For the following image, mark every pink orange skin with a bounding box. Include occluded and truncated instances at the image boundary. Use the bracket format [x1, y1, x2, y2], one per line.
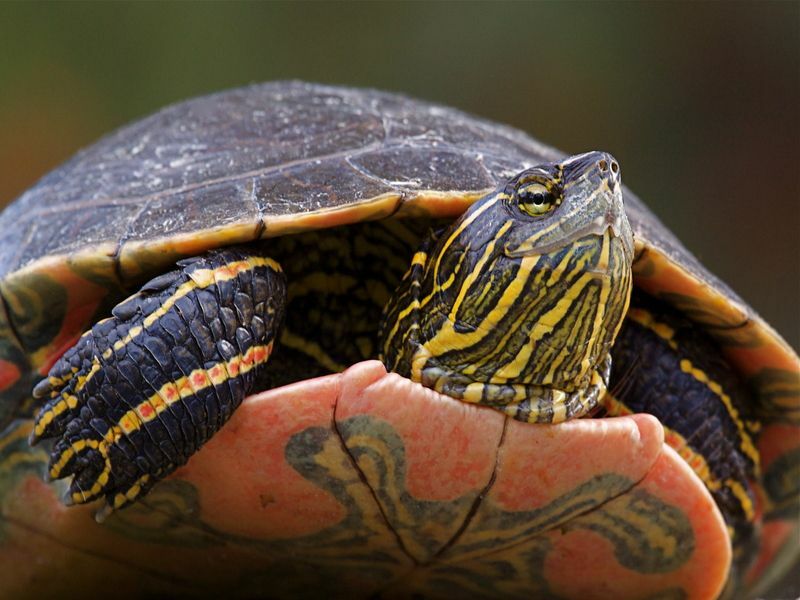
[0, 362, 730, 599]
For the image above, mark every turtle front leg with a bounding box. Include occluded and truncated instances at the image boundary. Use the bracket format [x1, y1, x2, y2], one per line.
[30, 248, 286, 518]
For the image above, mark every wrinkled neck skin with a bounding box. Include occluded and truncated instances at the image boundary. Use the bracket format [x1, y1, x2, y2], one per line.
[379, 152, 634, 423]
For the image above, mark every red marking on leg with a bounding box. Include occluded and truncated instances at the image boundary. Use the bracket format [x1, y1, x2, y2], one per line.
[0, 359, 21, 392]
[32, 266, 109, 374]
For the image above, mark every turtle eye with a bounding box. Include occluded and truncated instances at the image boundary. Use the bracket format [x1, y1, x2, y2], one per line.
[516, 182, 559, 217]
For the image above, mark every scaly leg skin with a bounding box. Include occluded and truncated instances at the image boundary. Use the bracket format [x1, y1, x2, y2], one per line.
[30, 248, 286, 520]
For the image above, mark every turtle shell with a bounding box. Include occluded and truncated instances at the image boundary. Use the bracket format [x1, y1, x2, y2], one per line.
[0, 82, 797, 598]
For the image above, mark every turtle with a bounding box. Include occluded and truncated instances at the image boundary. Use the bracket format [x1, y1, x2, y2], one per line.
[0, 82, 797, 600]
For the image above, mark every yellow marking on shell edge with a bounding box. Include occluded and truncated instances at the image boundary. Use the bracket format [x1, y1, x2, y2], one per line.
[51, 343, 274, 499]
[679, 358, 760, 470]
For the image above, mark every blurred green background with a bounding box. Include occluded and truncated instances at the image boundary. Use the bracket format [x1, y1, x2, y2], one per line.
[0, 3, 798, 597]
[0, 1, 797, 352]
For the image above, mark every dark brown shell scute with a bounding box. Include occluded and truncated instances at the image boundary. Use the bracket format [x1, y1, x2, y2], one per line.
[0, 81, 765, 344]
[0, 82, 558, 279]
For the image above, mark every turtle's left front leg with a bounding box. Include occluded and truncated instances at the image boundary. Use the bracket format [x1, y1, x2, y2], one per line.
[30, 248, 286, 518]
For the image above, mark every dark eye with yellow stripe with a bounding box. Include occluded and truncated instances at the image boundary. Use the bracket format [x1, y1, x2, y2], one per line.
[516, 182, 559, 217]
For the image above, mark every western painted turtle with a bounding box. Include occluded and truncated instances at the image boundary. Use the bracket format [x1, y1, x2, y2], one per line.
[0, 82, 797, 599]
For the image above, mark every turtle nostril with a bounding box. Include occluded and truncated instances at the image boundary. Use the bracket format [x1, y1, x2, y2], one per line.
[611, 161, 619, 174]
[598, 159, 609, 172]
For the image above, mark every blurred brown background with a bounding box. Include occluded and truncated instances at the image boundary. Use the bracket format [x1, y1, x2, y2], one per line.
[0, 2, 798, 352]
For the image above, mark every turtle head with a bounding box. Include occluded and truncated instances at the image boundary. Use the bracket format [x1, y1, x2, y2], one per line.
[380, 151, 634, 423]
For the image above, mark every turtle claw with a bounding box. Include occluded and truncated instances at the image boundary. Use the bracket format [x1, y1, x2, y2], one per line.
[32, 378, 54, 400]
[94, 504, 113, 523]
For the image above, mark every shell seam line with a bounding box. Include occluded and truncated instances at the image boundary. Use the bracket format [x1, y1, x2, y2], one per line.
[110, 239, 127, 291]
[428, 415, 509, 563]
[344, 154, 401, 190]
[19, 140, 520, 221]
[25, 140, 388, 218]
[111, 196, 154, 289]
[330, 385, 418, 566]
[0, 512, 204, 589]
